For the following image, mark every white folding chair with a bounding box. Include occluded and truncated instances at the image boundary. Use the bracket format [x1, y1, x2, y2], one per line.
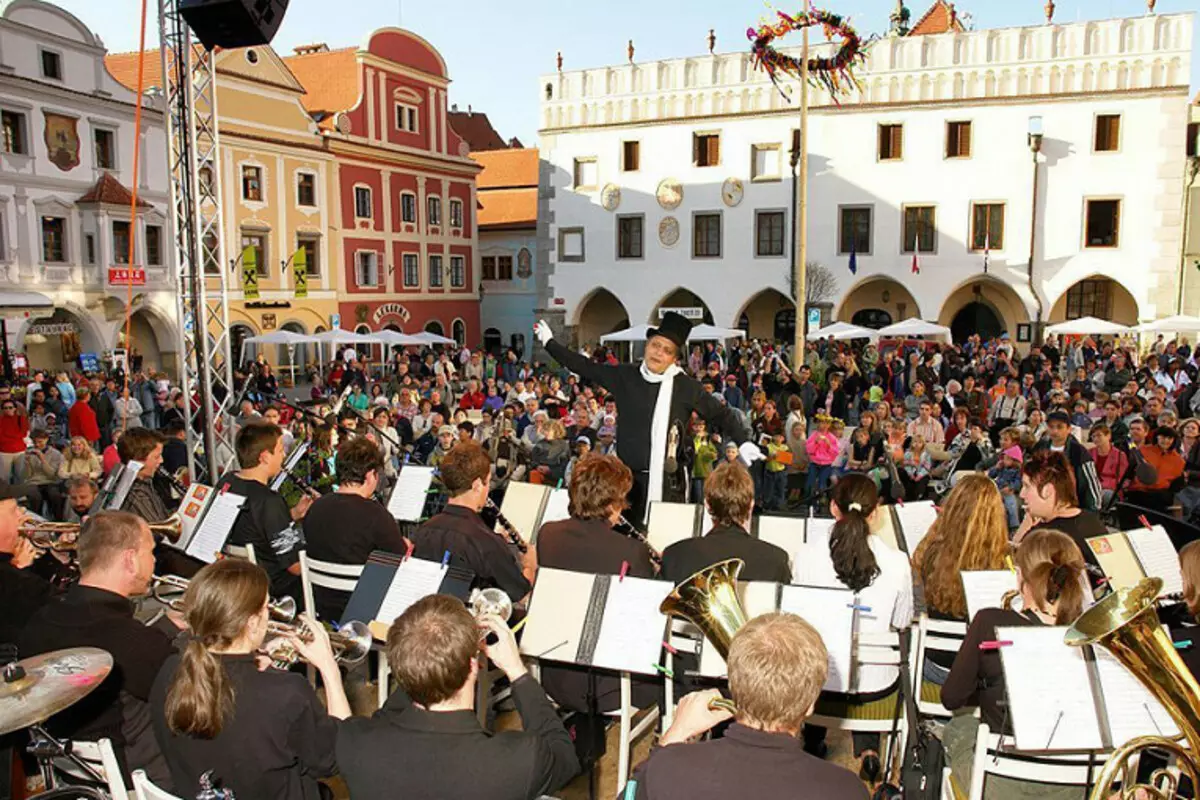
[613, 672, 660, 794]
[298, 551, 366, 689]
[222, 542, 257, 564]
[913, 615, 966, 719]
[56, 738, 128, 799]
[967, 722, 1105, 800]
[132, 769, 183, 800]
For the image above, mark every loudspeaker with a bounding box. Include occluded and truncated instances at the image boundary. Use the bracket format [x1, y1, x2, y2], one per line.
[178, 0, 289, 51]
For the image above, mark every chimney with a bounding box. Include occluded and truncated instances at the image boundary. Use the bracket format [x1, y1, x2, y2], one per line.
[468, 104, 473, 114]
[451, 103, 459, 112]
[292, 43, 329, 55]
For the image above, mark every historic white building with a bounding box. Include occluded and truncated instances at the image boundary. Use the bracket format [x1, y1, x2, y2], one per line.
[0, 0, 176, 375]
[537, 8, 1194, 348]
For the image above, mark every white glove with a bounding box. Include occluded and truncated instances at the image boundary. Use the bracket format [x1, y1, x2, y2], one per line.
[738, 441, 765, 466]
[533, 319, 553, 346]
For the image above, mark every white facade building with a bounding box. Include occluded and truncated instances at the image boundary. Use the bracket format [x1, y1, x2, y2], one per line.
[0, 0, 176, 375]
[538, 11, 1194, 348]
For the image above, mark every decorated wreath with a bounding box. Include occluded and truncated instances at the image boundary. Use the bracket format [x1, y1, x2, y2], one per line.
[747, 8, 869, 103]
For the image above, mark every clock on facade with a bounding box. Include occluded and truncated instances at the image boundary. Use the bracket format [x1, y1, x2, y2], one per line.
[721, 177, 744, 207]
[656, 178, 683, 211]
[659, 216, 680, 248]
[601, 184, 622, 211]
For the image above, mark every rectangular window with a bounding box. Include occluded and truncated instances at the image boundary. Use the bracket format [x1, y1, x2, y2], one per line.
[693, 212, 721, 258]
[40, 50, 61, 80]
[617, 215, 644, 259]
[297, 236, 319, 277]
[497, 255, 513, 280]
[449, 198, 463, 228]
[296, 173, 316, 207]
[1188, 122, 1200, 158]
[450, 256, 465, 287]
[481, 255, 496, 281]
[41, 217, 65, 262]
[559, 228, 585, 262]
[94, 128, 116, 169]
[1, 111, 27, 155]
[902, 205, 937, 253]
[1066, 279, 1112, 320]
[573, 158, 598, 190]
[945, 121, 972, 159]
[241, 165, 263, 201]
[429, 254, 444, 287]
[202, 232, 219, 275]
[427, 196, 442, 226]
[878, 124, 903, 161]
[402, 253, 419, 287]
[84, 233, 95, 265]
[970, 203, 1005, 251]
[241, 232, 267, 277]
[112, 221, 131, 265]
[401, 193, 416, 223]
[838, 206, 872, 255]
[755, 211, 785, 257]
[694, 133, 720, 167]
[751, 144, 781, 181]
[1094, 114, 1121, 153]
[354, 186, 372, 219]
[395, 103, 418, 133]
[355, 251, 379, 287]
[1085, 199, 1121, 248]
[622, 141, 640, 172]
[199, 165, 214, 196]
[146, 224, 162, 266]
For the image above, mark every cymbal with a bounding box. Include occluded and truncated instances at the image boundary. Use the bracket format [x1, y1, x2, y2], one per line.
[0, 648, 112, 736]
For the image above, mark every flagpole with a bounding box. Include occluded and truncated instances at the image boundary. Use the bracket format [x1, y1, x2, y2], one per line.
[792, 2, 810, 370]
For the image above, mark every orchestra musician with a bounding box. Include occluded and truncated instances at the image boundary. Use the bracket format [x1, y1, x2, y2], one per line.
[119, 426, 203, 578]
[630, 613, 868, 800]
[411, 441, 536, 603]
[215, 422, 312, 604]
[63, 474, 99, 523]
[19, 511, 178, 788]
[0, 481, 51, 646]
[940, 530, 1087, 796]
[304, 437, 408, 620]
[535, 453, 658, 713]
[1167, 540, 1200, 679]
[150, 558, 350, 799]
[534, 312, 760, 523]
[336, 594, 580, 800]
[1013, 450, 1108, 576]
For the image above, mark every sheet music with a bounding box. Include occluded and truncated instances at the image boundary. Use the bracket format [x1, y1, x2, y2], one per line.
[698, 582, 785, 677]
[271, 442, 310, 492]
[756, 516, 806, 563]
[591, 576, 673, 675]
[519, 568, 589, 664]
[106, 461, 142, 510]
[184, 492, 246, 563]
[386, 466, 435, 522]
[1087, 533, 1145, 591]
[997, 626, 1104, 751]
[173, 483, 213, 551]
[780, 585, 856, 692]
[374, 558, 446, 627]
[497, 481, 547, 544]
[894, 500, 939, 554]
[961, 570, 1019, 621]
[1125, 526, 1183, 596]
[1095, 645, 1180, 743]
[805, 517, 835, 544]
[646, 502, 698, 554]
[791, 525, 842, 589]
[540, 488, 571, 526]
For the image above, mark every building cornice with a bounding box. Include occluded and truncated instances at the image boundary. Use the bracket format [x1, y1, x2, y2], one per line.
[0, 73, 164, 118]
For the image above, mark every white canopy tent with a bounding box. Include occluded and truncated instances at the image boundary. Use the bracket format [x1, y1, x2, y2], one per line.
[806, 322, 878, 341]
[372, 330, 427, 347]
[410, 330, 456, 346]
[688, 324, 746, 341]
[242, 330, 316, 383]
[876, 318, 953, 340]
[599, 324, 653, 343]
[1045, 317, 1131, 336]
[1136, 315, 1200, 334]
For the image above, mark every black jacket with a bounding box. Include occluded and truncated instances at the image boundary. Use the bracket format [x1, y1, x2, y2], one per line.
[1030, 438, 1103, 513]
[412, 503, 530, 602]
[661, 524, 791, 585]
[337, 674, 579, 800]
[0, 553, 53, 646]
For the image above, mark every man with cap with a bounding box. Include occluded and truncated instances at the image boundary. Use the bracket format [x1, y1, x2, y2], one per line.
[535, 313, 758, 523]
[1031, 409, 1102, 512]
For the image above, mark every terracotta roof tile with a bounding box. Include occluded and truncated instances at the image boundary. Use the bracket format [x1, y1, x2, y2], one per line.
[909, 0, 966, 36]
[471, 148, 538, 190]
[448, 110, 507, 152]
[282, 47, 360, 130]
[78, 172, 151, 208]
[105, 49, 165, 92]
[478, 188, 536, 229]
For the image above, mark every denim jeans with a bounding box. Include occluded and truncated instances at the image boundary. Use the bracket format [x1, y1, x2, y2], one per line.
[1001, 493, 1020, 529]
[764, 469, 787, 511]
[805, 464, 834, 501]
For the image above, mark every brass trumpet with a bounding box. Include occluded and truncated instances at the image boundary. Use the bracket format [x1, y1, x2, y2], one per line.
[265, 618, 371, 671]
[20, 522, 80, 552]
[150, 574, 298, 623]
[469, 587, 513, 623]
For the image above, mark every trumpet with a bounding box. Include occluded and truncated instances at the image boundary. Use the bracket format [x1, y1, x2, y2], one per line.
[150, 574, 297, 623]
[20, 521, 81, 552]
[265, 618, 371, 671]
[469, 587, 513, 623]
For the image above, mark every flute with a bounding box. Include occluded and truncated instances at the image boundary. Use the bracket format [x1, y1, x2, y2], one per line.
[486, 498, 528, 554]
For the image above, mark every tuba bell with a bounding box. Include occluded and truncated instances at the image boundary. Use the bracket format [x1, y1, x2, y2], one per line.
[1064, 577, 1200, 799]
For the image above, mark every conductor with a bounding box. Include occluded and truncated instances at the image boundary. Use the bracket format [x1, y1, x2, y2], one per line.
[535, 312, 760, 523]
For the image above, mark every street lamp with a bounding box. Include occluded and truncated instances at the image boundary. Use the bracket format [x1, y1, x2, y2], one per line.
[1027, 114, 1044, 153]
[1027, 115, 1045, 343]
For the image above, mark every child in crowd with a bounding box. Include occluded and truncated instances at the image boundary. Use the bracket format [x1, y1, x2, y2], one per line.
[723, 440, 741, 464]
[690, 419, 718, 501]
[764, 431, 791, 511]
[988, 445, 1024, 530]
[844, 424, 883, 488]
[804, 413, 840, 506]
[1071, 400, 1093, 432]
[563, 435, 591, 486]
[901, 434, 932, 500]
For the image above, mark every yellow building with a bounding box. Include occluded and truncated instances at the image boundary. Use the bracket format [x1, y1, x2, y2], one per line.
[107, 45, 340, 383]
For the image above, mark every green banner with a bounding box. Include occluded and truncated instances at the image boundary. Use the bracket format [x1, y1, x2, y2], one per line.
[293, 247, 308, 299]
[241, 245, 259, 299]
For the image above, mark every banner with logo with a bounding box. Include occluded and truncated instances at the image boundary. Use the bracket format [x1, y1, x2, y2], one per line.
[293, 247, 308, 299]
[241, 245, 259, 300]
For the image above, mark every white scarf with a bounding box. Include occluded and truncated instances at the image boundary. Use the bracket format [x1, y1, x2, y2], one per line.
[640, 360, 683, 522]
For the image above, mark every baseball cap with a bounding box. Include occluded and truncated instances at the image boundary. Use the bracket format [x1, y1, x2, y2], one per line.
[437, 425, 457, 436]
[1002, 445, 1024, 463]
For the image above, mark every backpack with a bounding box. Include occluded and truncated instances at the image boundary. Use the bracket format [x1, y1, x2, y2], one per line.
[875, 629, 946, 800]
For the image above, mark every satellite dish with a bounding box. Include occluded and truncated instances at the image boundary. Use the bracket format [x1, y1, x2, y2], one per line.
[334, 112, 351, 135]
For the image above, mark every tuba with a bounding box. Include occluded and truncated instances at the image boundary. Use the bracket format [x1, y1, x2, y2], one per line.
[1064, 577, 1200, 800]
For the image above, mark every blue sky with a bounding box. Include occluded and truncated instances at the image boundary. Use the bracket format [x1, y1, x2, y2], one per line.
[57, 0, 1200, 144]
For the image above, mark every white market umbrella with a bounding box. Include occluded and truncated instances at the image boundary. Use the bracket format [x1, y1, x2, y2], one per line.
[688, 324, 746, 341]
[244, 330, 313, 345]
[1045, 317, 1130, 336]
[373, 330, 426, 347]
[410, 330, 456, 346]
[806, 322, 877, 341]
[1136, 315, 1200, 334]
[876, 318, 953, 340]
[313, 328, 382, 363]
[599, 324, 653, 343]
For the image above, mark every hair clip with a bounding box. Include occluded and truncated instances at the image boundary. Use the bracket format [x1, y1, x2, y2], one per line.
[848, 502, 863, 512]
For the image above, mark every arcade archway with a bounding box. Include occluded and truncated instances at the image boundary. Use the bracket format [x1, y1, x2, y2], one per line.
[575, 288, 630, 347]
[1047, 276, 1138, 326]
[837, 278, 919, 328]
[938, 278, 1028, 343]
[650, 288, 714, 326]
[736, 288, 795, 341]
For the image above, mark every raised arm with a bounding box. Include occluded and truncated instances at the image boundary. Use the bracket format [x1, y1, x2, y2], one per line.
[536, 320, 621, 390]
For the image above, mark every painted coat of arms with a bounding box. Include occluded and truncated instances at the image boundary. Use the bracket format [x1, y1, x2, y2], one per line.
[44, 113, 80, 171]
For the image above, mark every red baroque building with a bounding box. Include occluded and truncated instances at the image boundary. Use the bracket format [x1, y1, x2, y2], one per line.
[285, 30, 481, 345]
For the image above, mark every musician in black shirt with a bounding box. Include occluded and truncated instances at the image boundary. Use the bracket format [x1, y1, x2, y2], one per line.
[305, 437, 407, 620]
[119, 427, 201, 578]
[411, 441, 535, 603]
[0, 481, 51, 645]
[215, 422, 311, 603]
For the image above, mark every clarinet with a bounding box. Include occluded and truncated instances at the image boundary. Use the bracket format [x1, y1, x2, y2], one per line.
[155, 466, 188, 497]
[486, 498, 529, 554]
[613, 514, 662, 571]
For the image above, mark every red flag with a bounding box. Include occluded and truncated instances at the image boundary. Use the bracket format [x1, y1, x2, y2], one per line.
[911, 251, 920, 274]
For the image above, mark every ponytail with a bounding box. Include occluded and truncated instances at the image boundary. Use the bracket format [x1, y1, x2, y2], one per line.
[829, 474, 881, 592]
[1015, 529, 1086, 625]
[165, 638, 235, 738]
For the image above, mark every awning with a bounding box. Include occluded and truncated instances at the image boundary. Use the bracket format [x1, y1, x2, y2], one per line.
[876, 318, 953, 340]
[410, 331, 456, 346]
[600, 324, 652, 343]
[1136, 315, 1200, 334]
[689, 324, 746, 341]
[1045, 317, 1130, 336]
[806, 322, 878, 341]
[0, 291, 55, 314]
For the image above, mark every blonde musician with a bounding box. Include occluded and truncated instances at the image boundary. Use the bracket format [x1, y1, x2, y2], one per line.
[149, 558, 349, 799]
[941, 530, 1087, 797]
[1169, 540, 1200, 679]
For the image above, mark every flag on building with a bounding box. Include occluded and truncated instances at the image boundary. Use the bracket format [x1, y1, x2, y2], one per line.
[241, 245, 259, 300]
[911, 250, 920, 275]
[293, 247, 308, 299]
[983, 239, 990, 274]
[848, 245, 857, 275]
